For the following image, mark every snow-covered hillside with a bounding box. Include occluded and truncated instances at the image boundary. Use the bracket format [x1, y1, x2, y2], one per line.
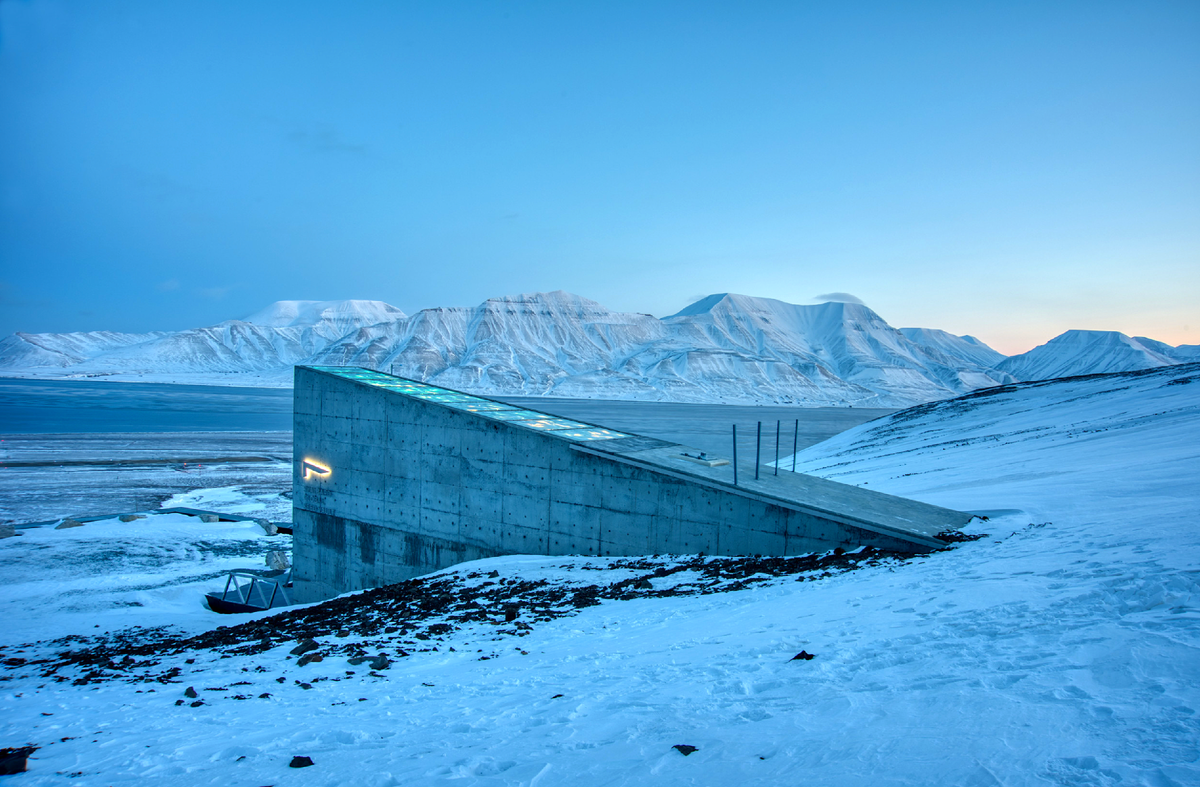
[241, 299, 406, 336]
[0, 300, 404, 385]
[2, 365, 1196, 784]
[996, 329, 1180, 382]
[1, 291, 1195, 404]
[0, 330, 168, 368]
[897, 326, 1007, 367]
[1133, 336, 1200, 363]
[781, 361, 1200, 514]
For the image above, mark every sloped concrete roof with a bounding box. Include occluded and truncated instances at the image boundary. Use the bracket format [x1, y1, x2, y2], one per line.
[304, 366, 972, 549]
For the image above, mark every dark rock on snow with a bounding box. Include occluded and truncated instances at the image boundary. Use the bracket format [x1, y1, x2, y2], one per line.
[0, 746, 38, 774]
[10, 547, 953, 690]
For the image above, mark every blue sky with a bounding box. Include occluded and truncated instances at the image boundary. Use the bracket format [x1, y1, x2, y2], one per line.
[1, 0, 1197, 354]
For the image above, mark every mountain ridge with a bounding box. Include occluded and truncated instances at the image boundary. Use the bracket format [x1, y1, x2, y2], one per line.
[0, 292, 1192, 405]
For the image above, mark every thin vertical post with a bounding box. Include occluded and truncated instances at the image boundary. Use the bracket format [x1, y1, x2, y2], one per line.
[732, 424, 738, 486]
[755, 421, 761, 480]
[792, 419, 799, 472]
[774, 420, 780, 475]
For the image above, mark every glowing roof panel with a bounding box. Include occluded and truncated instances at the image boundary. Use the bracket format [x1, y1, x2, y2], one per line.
[478, 408, 556, 422]
[550, 428, 629, 441]
[307, 367, 630, 441]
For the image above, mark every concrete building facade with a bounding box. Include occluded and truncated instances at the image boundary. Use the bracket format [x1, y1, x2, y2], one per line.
[292, 366, 971, 602]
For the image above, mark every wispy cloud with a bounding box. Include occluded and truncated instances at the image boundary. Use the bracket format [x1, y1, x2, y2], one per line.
[813, 292, 865, 305]
[199, 286, 231, 300]
[157, 279, 181, 292]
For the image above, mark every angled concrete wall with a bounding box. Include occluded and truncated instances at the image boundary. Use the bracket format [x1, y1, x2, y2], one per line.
[293, 367, 970, 602]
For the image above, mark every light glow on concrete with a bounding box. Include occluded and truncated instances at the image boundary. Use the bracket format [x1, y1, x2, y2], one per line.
[300, 458, 331, 481]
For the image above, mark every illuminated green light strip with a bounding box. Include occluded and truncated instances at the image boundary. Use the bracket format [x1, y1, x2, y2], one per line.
[548, 428, 629, 441]
[308, 367, 628, 440]
[516, 417, 592, 431]
[480, 409, 556, 422]
[441, 400, 516, 413]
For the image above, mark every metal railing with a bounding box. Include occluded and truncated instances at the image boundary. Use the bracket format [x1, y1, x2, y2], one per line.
[732, 419, 800, 485]
[218, 571, 292, 610]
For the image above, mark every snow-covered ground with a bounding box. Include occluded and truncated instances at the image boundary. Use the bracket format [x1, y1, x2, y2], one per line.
[1, 363, 1197, 785]
[0, 514, 291, 643]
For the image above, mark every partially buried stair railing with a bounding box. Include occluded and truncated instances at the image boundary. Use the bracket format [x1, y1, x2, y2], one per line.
[206, 570, 293, 614]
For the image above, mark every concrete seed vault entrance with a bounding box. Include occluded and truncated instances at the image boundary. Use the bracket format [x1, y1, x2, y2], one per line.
[292, 366, 972, 602]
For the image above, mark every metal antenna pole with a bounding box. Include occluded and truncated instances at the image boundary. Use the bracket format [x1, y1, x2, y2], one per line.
[774, 420, 780, 475]
[755, 421, 761, 480]
[792, 419, 799, 472]
[732, 424, 738, 486]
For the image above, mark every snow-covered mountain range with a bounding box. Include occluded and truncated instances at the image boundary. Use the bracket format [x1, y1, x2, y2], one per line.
[1, 292, 1195, 406]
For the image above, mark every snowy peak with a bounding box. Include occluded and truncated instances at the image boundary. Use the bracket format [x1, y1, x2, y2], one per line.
[659, 294, 1012, 402]
[665, 293, 736, 318]
[241, 300, 322, 327]
[311, 291, 667, 398]
[997, 329, 1179, 382]
[666, 293, 876, 330]
[242, 299, 405, 331]
[664, 294, 882, 340]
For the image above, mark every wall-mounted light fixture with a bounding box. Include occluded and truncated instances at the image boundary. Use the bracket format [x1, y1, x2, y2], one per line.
[301, 458, 331, 481]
